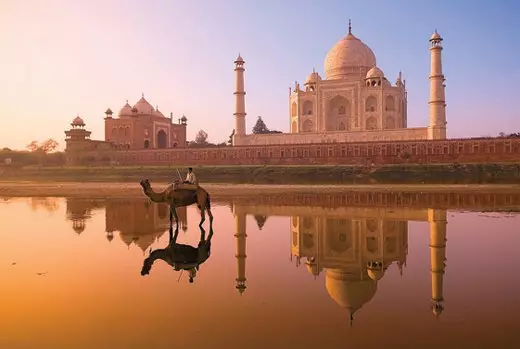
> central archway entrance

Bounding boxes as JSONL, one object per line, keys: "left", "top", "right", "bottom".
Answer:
{"left": 157, "top": 130, "right": 167, "bottom": 149}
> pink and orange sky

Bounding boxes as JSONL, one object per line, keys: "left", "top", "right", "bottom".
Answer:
{"left": 1, "top": 0, "right": 519, "bottom": 150}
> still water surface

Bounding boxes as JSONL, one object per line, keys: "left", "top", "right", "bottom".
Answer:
{"left": 1, "top": 193, "right": 520, "bottom": 349}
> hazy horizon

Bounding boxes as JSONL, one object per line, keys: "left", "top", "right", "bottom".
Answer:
{"left": 1, "top": 0, "right": 519, "bottom": 150}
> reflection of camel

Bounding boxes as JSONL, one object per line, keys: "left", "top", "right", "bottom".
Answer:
{"left": 141, "top": 225, "right": 213, "bottom": 283}
{"left": 139, "top": 178, "right": 213, "bottom": 229}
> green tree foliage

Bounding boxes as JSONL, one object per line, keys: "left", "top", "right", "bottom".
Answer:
{"left": 252, "top": 116, "right": 282, "bottom": 134}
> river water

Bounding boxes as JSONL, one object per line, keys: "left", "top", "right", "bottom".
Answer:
{"left": 1, "top": 193, "right": 519, "bottom": 349}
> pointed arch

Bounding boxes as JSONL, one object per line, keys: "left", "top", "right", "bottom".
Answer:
{"left": 303, "top": 100, "right": 313, "bottom": 115}
{"left": 385, "top": 117, "right": 395, "bottom": 129}
{"left": 291, "top": 102, "right": 297, "bottom": 117}
{"left": 291, "top": 121, "right": 298, "bottom": 133}
{"left": 302, "top": 119, "right": 313, "bottom": 132}
{"left": 385, "top": 95, "right": 395, "bottom": 111}
{"left": 366, "top": 96, "right": 377, "bottom": 112}
{"left": 366, "top": 116, "right": 377, "bottom": 130}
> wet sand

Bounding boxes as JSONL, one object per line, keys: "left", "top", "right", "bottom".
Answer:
{"left": 1, "top": 181, "right": 520, "bottom": 198}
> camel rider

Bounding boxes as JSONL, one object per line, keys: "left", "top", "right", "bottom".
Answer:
{"left": 184, "top": 167, "right": 198, "bottom": 186}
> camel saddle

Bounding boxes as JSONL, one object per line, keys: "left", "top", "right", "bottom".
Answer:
{"left": 174, "top": 183, "right": 199, "bottom": 191}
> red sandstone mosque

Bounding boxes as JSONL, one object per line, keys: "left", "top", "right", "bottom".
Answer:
{"left": 63, "top": 25, "right": 519, "bottom": 165}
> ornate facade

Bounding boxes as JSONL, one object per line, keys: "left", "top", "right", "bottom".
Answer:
{"left": 232, "top": 25, "right": 446, "bottom": 146}
{"left": 65, "top": 94, "right": 188, "bottom": 154}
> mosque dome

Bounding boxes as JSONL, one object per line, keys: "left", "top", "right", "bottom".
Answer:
{"left": 366, "top": 66, "right": 384, "bottom": 79}
{"left": 152, "top": 106, "right": 165, "bottom": 118}
{"left": 118, "top": 102, "right": 133, "bottom": 117}
{"left": 324, "top": 28, "right": 376, "bottom": 80}
{"left": 133, "top": 95, "right": 155, "bottom": 114}
{"left": 325, "top": 269, "right": 378, "bottom": 313}
{"left": 71, "top": 116, "right": 85, "bottom": 126}
{"left": 305, "top": 70, "right": 322, "bottom": 84}
{"left": 181, "top": 115, "right": 187, "bottom": 123}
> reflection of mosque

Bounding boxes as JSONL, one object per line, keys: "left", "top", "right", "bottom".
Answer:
{"left": 65, "top": 198, "right": 188, "bottom": 252}
{"left": 232, "top": 203, "right": 448, "bottom": 320}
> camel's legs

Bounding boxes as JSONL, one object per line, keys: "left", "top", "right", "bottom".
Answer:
{"left": 207, "top": 206, "right": 214, "bottom": 224}
{"left": 199, "top": 208, "right": 206, "bottom": 227}
{"left": 169, "top": 225, "right": 180, "bottom": 244}
{"left": 169, "top": 205, "right": 179, "bottom": 230}
{"left": 199, "top": 226, "right": 206, "bottom": 242}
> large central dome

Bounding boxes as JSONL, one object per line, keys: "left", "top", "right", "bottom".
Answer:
{"left": 324, "top": 28, "right": 376, "bottom": 80}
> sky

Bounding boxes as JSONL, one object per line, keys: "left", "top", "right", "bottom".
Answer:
{"left": 1, "top": 0, "right": 519, "bottom": 150}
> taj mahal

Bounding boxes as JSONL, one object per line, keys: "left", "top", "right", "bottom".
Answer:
{"left": 232, "top": 21, "right": 446, "bottom": 146}
{"left": 65, "top": 21, "right": 446, "bottom": 154}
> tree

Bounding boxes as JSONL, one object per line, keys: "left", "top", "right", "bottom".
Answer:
{"left": 26, "top": 138, "right": 59, "bottom": 153}
{"left": 252, "top": 116, "right": 269, "bottom": 134}
{"left": 40, "top": 139, "right": 59, "bottom": 153}
{"left": 194, "top": 130, "right": 208, "bottom": 144}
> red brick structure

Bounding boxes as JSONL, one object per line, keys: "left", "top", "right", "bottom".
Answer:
{"left": 65, "top": 95, "right": 188, "bottom": 159}
{"left": 67, "top": 137, "right": 520, "bottom": 166}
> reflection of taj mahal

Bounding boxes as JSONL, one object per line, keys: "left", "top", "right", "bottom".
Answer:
{"left": 232, "top": 203, "right": 448, "bottom": 320}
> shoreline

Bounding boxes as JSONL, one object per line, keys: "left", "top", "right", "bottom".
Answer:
{"left": 2, "top": 181, "right": 520, "bottom": 198}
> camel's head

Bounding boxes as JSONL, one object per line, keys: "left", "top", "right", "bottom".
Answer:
{"left": 139, "top": 178, "right": 151, "bottom": 190}
{"left": 141, "top": 258, "right": 153, "bottom": 276}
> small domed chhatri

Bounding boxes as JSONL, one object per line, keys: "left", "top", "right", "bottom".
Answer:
{"left": 71, "top": 116, "right": 85, "bottom": 126}
{"left": 366, "top": 66, "right": 384, "bottom": 79}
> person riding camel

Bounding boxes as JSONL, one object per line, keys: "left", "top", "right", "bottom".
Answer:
{"left": 183, "top": 167, "right": 198, "bottom": 186}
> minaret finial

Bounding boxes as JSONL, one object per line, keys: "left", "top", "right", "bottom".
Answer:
{"left": 348, "top": 18, "right": 352, "bottom": 34}
{"left": 142, "top": 92, "right": 144, "bottom": 98}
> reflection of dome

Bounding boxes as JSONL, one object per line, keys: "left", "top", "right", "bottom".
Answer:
{"left": 324, "top": 30, "right": 376, "bottom": 80}
{"left": 119, "top": 233, "right": 133, "bottom": 246}
{"left": 367, "top": 268, "right": 385, "bottom": 281}
{"left": 72, "top": 221, "right": 85, "bottom": 234}
{"left": 366, "top": 66, "right": 384, "bottom": 79}
{"left": 305, "top": 259, "right": 321, "bottom": 276}
{"left": 134, "top": 234, "right": 156, "bottom": 251}
{"left": 325, "top": 269, "right": 377, "bottom": 314}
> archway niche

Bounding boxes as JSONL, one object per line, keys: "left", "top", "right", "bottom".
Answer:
{"left": 327, "top": 95, "right": 351, "bottom": 131}
{"left": 303, "top": 100, "right": 313, "bottom": 115}
{"left": 144, "top": 140, "right": 150, "bottom": 149}
{"left": 366, "top": 116, "right": 377, "bottom": 130}
{"left": 302, "top": 119, "right": 313, "bottom": 132}
{"left": 157, "top": 130, "right": 167, "bottom": 149}
{"left": 291, "top": 121, "right": 298, "bottom": 133}
{"left": 385, "top": 95, "right": 395, "bottom": 111}
{"left": 366, "top": 96, "right": 377, "bottom": 112}
{"left": 291, "top": 102, "right": 297, "bottom": 117}
{"left": 385, "top": 117, "right": 395, "bottom": 129}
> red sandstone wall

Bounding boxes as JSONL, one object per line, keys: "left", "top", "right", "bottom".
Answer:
{"left": 68, "top": 138, "right": 520, "bottom": 166}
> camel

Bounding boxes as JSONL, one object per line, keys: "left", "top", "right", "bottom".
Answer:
{"left": 141, "top": 224, "right": 213, "bottom": 283}
{"left": 139, "top": 178, "right": 213, "bottom": 229}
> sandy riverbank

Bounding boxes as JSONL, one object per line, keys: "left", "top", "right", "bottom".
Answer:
{"left": 1, "top": 181, "right": 520, "bottom": 198}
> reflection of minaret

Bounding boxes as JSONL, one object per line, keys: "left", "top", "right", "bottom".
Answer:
{"left": 106, "top": 230, "right": 114, "bottom": 243}
{"left": 234, "top": 207, "right": 247, "bottom": 295}
{"left": 428, "top": 209, "right": 447, "bottom": 317}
